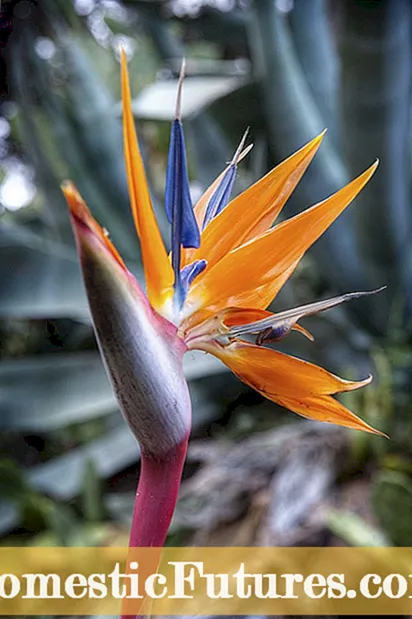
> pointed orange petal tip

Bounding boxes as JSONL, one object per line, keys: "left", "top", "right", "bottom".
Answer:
{"left": 61, "top": 180, "right": 91, "bottom": 225}
{"left": 364, "top": 421, "right": 388, "bottom": 438}
{"left": 292, "top": 323, "right": 315, "bottom": 342}
{"left": 61, "top": 180, "right": 126, "bottom": 270}
{"left": 356, "top": 373, "right": 373, "bottom": 389}
{"left": 199, "top": 340, "right": 386, "bottom": 437}
{"left": 365, "top": 158, "right": 379, "bottom": 179}
{"left": 313, "top": 127, "right": 327, "bottom": 145}
{"left": 120, "top": 46, "right": 127, "bottom": 66}
{"left": 345, "top": 408, "right": 388, "bottom": 438}
{"left": 302, "top": 128, "right": 327, "bottom": 151}
{"left": 334, "top": 372, "right": 373, "bottom": 393}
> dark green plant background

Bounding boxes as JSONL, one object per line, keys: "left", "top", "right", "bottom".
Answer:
{"left": 1, "top": 0, "right": 412, "bottom": 563}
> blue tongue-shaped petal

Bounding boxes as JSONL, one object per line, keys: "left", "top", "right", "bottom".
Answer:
{"left": 203, "top": 165, "right": 237, "bottom": 229}
{"left": 203, "top": 128, "right": 251, "bottom": 229}
{"left": 165, "top": 118, "right": 200, "bottom": 249}
{"left": 165, "top": 60, "right": 201, "bottom": 311}
{"left": 180, "top": 259, "right": 207, "bottom": 297}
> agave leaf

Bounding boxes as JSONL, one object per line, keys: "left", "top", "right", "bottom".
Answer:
{"left": 289, "top": 0, "right": 338, "bottom": 142}
{"left": 0, "top": 352, "right": 116, "bottom": 431}
{"left": 176, "top": 4, "right": 249, "bottom": 55}
{"left": 41, "top": 0, "right": 83, "bottom": 32}
{"left": 186, "top": 113, "right": 233, "bottom": 188}
{"left": 60, "top": 37, "right": 134, "bottom": 225}
{"left": 11, "top": 28, "right": 73, "bottom": 241}
{"left": 340, "top": 0, "right": 412, "bottom": 313}
{"left": 24, "top": 385, "right": 224, "bottom": 503}
{"left": 28, "top": 424, "right": 139, "bottom": 500}
{"left": 0, "top": 369, "right": 236, "bottom": 535}
{"left": 0, "top": 428, "right": 137, "bottom": 535}
{"left": 249, "top": 0, "right": 368, "bottom": 296}
{"left": 132, "top": 75, "right": 245, "bottom": 121}
{"left": 0, "top": 461, "right": 43, "bottom": 535}
{"left": 0, "top": 350, "right": 227, "bottom": 431}
{"left": 133, "top": 0, "right": 184, "bottom": 61}
{"left": 0, "top": 225, "right": 89, "bottom": 320}
{"left": 0, "top": 221, "right": 147, "bottom": 321}
{"left": 11, "top": 22, "right": 140, "bottom": 259}
{"left": 187, "top": 81, "right": 266, "bottom": 189}
{"left": 0, "top": 501, "right": 19, "bottom": 535}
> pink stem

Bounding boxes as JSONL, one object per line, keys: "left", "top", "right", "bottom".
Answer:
{"left": 122, "top": 437, "right": 188, "bottom": 619}
{"left": 129, "top": 438, "right": 188, "bottom": 547}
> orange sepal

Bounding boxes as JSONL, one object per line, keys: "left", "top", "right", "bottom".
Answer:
{"left": 121, "top": 50, "right": 173, "bottom": 309}
{"left": 220, "top": 307, "right": 272, "bottom": 328}
{"left": 186, "top": 131, "right": 325, "bottom": 274}
{"left": 274, "top": 393, "right": 384, "bottom": 436}
{"left": 62, "top": 181, "right": 126, "bottom": 270}
{"left": 186, "top": 161, "right": 378, "bottom": 316}
{"left": 201, "top": 340, "right": 384, "bottom": 436}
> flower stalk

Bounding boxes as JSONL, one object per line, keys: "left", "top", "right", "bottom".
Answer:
{"left": 129, "top": 440, "right": 188, "bottom": 547}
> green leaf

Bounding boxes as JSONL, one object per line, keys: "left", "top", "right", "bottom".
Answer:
{"left": 81, "top": 459, "right": 104, "bottom": 523}
{"left": 326, "top": 507, "right": 388, "bottom": 547}
{"left": 0, "top": 501, "right": 19, "bottom": 535}
{"left": 105, "top": 492, "right": 134, "bottom": 528}
{"left": 0, "top": 460, "right": 31, "bottom": 502}
{"left": 43, "top": 501, "right": 81, "bottom": 547}
{"left": 28, "top": 424, "right": 138, "bottom": 500}
{"left": 372, "top": 470, "right": 412, "bottom": 546}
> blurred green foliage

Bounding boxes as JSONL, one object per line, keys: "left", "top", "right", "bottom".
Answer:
{"left": 1, "top": 0, "right": 412, "bottom": 548}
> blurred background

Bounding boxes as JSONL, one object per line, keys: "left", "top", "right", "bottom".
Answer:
{"left": 1, "top": 0, "right": 412, "bottom": 558}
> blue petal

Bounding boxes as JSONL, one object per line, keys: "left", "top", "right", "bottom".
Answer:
{"left": 203, "top": 164, "right": 237, "bottom": 228}
{"left": 165, "top": 118, "right": 200, "bottom": 311}
{"left": 202, "top": 126, "right": 252, "bottom": 229}
{"left": 165, "top": 119, "right": 200, "bottom": 249}
{"left": 179, "top": 259, "right": 207, "bottom": 298}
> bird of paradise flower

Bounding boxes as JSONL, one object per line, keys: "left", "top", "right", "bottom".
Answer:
{"left": 62, "top": 52, "right": 385, "bottom": 554}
